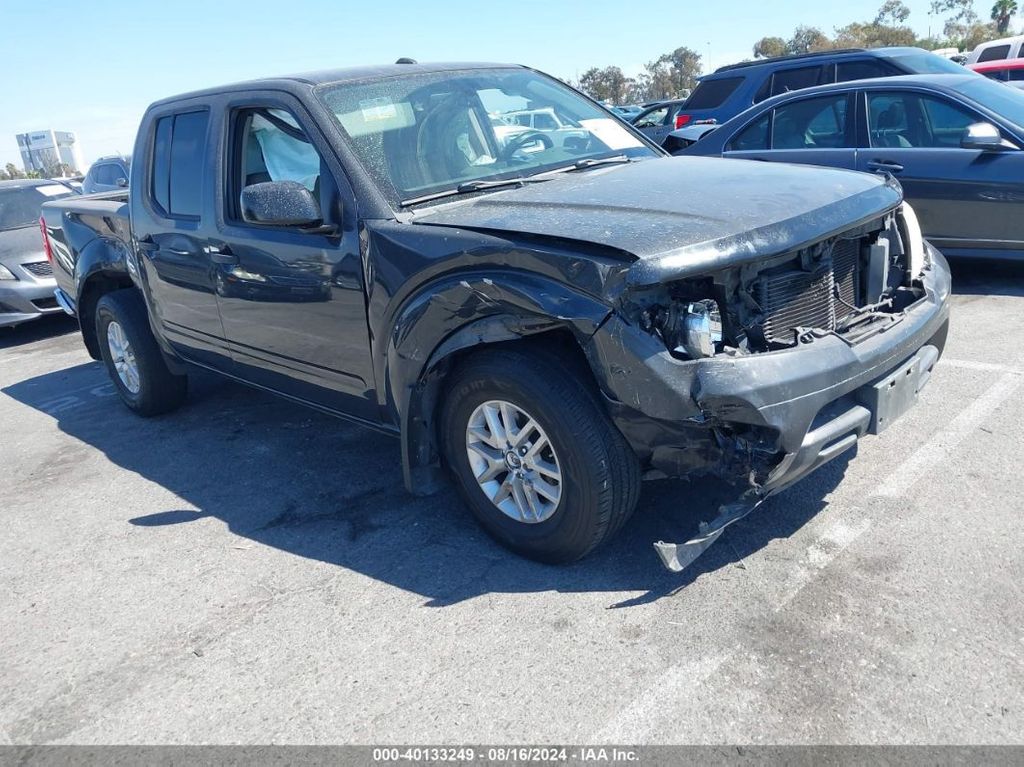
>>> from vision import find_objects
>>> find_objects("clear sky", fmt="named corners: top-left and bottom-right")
top-left (0, 0), bottom-right (951, 170)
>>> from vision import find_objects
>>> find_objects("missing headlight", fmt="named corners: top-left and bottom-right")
top-left (648, 299), bottom-right (723, 359)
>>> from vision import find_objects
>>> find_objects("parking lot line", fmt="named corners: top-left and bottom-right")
top-left (874, 372), bottom-right (1024, 499)
top-left (941, 358), bottom-right (1024, 375)
top-left (595, 649), bottom-right (736, 743)
top-left (595, 513), bottom-right (874, 743)
top-left (595, 359), bottom-right (1022, 742)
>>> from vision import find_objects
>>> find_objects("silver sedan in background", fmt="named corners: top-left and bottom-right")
top-left (0, 179), bottom-right (77, 327)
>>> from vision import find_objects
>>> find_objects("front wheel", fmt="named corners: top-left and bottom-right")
top-left (95, 289), bottom-right (187, 416)
top-left (440, 348), bottom-right (640, 563)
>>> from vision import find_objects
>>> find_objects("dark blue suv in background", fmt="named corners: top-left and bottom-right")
top-left (674, 47), bottom-right (968, 131)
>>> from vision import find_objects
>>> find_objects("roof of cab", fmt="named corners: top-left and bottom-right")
top-left (149, 62), bottom-right (524, 108)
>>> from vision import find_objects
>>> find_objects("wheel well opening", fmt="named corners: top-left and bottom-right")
top-left (443, 328), bottom-right (597, 394)
top-left (79, 274), bottom-right (136, 359)
top-left (403, 327), bottom-right (606, 495)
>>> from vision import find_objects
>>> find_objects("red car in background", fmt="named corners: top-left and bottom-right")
top-left (969, 58), bottom-right (1024, 90)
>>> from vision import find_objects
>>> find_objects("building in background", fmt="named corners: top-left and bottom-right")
top-left (15, 130), bottom-right (84, 176)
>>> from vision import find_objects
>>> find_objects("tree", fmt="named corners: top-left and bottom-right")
top-left (637, 46), bottom-right (702, 101)
top-left (991, 0), bottom-right (1018, 32)
top-left (4, 163), bottom-right (25, 180)
top-left (875, 0), bottom-right (912, 24)
top-left (834, 1), bottom-right (918, 48)
top-left (577, 66), bottom-right (633, 104)
top-left (787, 26), bottom-right (832, 54)
top-left (753, 36), bottom-right (788, 58)
top-left (835, 20), bottom-right (918, 46)
top-left (931, 0), bottom-right (979, 24)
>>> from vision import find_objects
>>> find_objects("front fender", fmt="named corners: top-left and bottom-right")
top-left (383, 270), bottom-right (613, 494)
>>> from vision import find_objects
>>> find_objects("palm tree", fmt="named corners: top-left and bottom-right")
top-left (991, 0), bottom-right (1018, 34)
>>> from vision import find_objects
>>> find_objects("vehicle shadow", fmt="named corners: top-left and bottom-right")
top-left (0, 315), bottom-right (79, 349)
top-left (948, 257), bottom-right (1024, 298)
top-left (2, 360), bottom-right (851, 607)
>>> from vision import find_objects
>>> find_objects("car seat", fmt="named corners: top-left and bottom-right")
top-left (874, 102), bottom-right (912, 148)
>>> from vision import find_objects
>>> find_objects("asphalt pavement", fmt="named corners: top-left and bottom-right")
top-left (1, 259), bottom-right (1022, 744)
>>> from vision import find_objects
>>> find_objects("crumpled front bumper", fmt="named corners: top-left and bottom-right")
top-left (587, 244), bottom-right (952, 493)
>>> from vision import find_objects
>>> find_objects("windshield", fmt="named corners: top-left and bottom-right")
top-left (888, 52), bottom-right (968, 75)
top-left (316, 68), bottom-right (657, 205)
top-left (958, 75), bottom-right (1024, 127)
top-left (0, 184), bottom-right (74, 230)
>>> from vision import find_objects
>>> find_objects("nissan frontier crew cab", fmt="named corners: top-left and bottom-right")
top-left (40, 62), bottom-right (951, 571)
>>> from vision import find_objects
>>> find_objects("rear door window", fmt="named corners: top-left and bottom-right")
top-left (771, 94), bottom-right (850, 149)
top-left (978, 44), bottom-right (1012, 62)
top-left (686, 77), bottom-right (743, 109)
top-left (770, 66), bottom-right (825, 97)
top-left (836, 59), bottom-right (899, 82)
top-left (151, 118), bottom-right (172, 213)
top-left (150, 110), bottom-right (209, 219)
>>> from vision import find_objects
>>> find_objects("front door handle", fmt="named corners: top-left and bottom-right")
top-left (209, 245), bottom-right (238, 265)
top-left (867, 159), bottom-right (904, 173)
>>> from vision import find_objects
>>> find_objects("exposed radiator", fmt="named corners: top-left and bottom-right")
top-left (754, 239), bottom-right (863, 346)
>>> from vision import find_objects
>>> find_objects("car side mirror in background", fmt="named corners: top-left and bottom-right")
top-left (961, 122), bottom-right (1014, 151)
top-left (116, 177), bottom-right (128, 188)
top-left (240, 180), bottom-right (323, 228)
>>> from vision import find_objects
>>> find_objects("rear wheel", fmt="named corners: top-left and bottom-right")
top-left (440, 348), bottom-right (640, 563)
top-left (95, 289), bottom-right (187, 416)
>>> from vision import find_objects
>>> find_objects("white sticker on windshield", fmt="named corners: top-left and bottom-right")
top-left (360, 97), bottom-right (399, 122)
top-left (579, 118), bottom-right (644, 151)
top-left (35, 184), bottom-right (70, 197)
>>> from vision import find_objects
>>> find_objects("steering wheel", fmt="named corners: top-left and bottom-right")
top-left (500, 130), bottom-right (554, 160)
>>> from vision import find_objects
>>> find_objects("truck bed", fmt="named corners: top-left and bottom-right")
top-left (41, 190), bottom-right (132, 307)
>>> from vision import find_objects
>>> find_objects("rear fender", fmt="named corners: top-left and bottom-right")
top-left (73, 237), bottom-right (134, 360)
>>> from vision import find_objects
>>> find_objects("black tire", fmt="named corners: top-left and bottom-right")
top-left (440, 348), bottom-right (640, 564)
top-left (95, 289), bottom-right (187, 416)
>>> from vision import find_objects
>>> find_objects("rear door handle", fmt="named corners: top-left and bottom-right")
top-left (137, 237), bottom-right (191, 257)
top-left (208, 245), bottom-right (238, 265)
top-left (867, 159), bottom-right (904, 173)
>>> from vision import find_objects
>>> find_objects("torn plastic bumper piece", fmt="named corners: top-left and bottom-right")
top-left (652, 341), bottom-right (943, 573)
top-left (654, 492), bottom-right (763, 573)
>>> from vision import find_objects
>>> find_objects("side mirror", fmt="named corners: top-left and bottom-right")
top-left (961, 122), bottom-right (1010, 151)
top-left (240, 180), bottom-right (322, 227)
top-left (116, 177), bottom-right (128, 188)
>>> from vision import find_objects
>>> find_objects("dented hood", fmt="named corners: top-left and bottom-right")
top-left (412, 156), bottom-right (902, 287)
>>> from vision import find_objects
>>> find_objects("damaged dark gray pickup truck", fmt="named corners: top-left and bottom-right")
top-left (40, 62), bottom-right (950, 570)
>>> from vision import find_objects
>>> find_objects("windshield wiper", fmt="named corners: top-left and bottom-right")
top-left (401, 176), bottom-right (548, 207)
top-left (535, 155), bottom-right (634, 177)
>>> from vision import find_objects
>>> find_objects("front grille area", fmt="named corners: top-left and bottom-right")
top-left (22, 261), bottom-right (53, 277)
top-left (31, 297), bottom-right (59, 310)
top-left (754, 238), bottom-right (863, 346)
